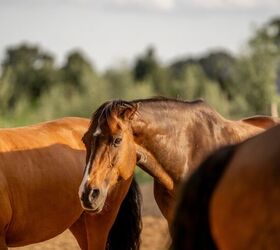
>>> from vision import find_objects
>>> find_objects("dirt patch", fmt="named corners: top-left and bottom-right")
top-left (11, 183), bottom-right (170, 250)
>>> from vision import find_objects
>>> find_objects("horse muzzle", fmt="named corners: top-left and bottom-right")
top-left (79, 185), bottom-right (107, 213)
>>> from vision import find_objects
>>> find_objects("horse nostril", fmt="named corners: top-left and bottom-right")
top-left (91, 188), bottom-right (100, 199)
top-left (81, 190), bottom-right (88, 202)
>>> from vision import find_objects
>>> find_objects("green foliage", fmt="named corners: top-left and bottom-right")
top-left (199, 51), bottom-right (236, 98)
top-left (232, 16), bottom-right (280, 115)
top-left (134, 168), bottom-right (152, 184)
top-left (1, 16), bottom-right (280, 127)
top-left (133, 47), bottom-right (158, 82)
top-left (169, 64), bottom-right (230, 116)
top-left (233, 52), bottom-right (278, 115)
top-left (1, 44), bottom-right (58, 109)
top-left (61, 50), bottom-right (96, 89)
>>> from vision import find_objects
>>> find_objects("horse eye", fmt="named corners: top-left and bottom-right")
top-left (113, 137), bottom-right (122, 147)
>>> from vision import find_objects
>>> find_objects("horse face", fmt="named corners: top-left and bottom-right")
top-left (79, 114), bottom-right (137, 213)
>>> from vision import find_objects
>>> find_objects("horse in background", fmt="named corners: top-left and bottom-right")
top-left (0, 117), bottom-right (141, 250)
top-left (78, 97), bottom-right (279, 230)
top-left (171, 124), bottom-right (280, 250)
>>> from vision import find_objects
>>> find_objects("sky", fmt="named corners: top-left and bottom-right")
top-left (0, 0), bottom-right (279, 71)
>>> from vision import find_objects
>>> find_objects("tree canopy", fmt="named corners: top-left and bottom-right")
top-left (1, 16), bottom-right (280, 127)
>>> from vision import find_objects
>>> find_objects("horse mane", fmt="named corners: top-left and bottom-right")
top-left (83, 97), bottom-right (210, 142)
top-left (93, 97), bottom-right (206, 121)
top-left (132, 96), bottom-right (205, 105)
top-left (90, 97), bottom-right (206, 124)
top-left (82, 100), bottom-right (135, 143)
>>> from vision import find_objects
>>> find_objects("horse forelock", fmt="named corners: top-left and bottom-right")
top-left (87, 100), bottom-right (136, 137)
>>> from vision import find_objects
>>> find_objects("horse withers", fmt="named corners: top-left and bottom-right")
top-left (78, 97), bottom-right (279, 229)
top-left (171, 124), bottom-right (280, 250)
top-left (0, 117), bottom-right (141, 250)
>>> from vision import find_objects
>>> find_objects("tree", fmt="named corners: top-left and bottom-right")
top-left (133, 47), bottom-right (168, 94)
top-left (60, 50), bottom-right (96, 90)
top-left (233, 17), bottom-right (280, 115)
top-left (199, 51), bottom-right (236, 99)
top-left (169, 64), bottom-right (230, 116)
top-left (133, 47), bottom-right (158, 81)
top-left (1, 43), bottom-right (58, 108)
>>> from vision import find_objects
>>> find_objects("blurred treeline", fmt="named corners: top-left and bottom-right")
top-left (1, 16), bottom-right (280, 128)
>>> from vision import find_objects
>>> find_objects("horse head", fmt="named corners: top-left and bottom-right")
top-left (78, 100), bottom-right (138, 212)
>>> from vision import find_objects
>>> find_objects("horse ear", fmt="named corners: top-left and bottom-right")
top-left (119, 104), bottom-right (138, 121)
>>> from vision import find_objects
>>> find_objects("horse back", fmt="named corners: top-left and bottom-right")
top-left (0, 117), bottom-right (89, 151)
top-left (241, 115), bottom-right (280, 129)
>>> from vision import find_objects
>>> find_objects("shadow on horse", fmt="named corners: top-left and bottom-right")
top-left (171, 124), bottom-right (280, 250)
top-left (78, 97), bottom-right (279, 233)
top-left (0, 117), bottom-right (141, 250)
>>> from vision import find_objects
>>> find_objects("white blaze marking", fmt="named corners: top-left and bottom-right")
top-left (79, 126), bottom-right (102, 199)
top-left (78, 148), bottom-right (94, 199)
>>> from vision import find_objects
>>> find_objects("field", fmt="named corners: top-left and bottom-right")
top-left (13, 183), bottom-right (170, 250)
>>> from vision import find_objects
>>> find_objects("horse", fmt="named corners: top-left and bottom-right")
top-left (171, 124), bottom-right (280, 250)
top-left (0, 117), bottom-right (141, 250)
top-left (78, 97), bottom-right (279, 229)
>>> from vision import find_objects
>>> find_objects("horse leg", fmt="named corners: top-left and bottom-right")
top-left (69, 213), bottom-right (88, 250)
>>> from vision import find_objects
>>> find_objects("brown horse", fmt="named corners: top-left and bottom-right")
top-left (78, 97), bottom-right (279, 228)
top-left (171, 124), bottom-right (280, 250)
top-left (0, 117), bottom-right (141, 250)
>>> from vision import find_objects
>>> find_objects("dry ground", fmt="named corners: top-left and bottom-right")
top-left (11, 183), bottom-right (170, 250)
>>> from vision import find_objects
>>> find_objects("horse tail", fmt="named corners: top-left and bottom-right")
top-left (106, 176), bottom-right (142, 250)
top-left (171, 145), bottom-right (236, 250)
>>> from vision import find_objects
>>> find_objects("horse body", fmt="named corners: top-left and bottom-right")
top-left (130, 100), bottom-right (267, 222)
top-left (79, 97), bottom-right (278, 228)
top-left (0, 117), bottom-right (141, 250)
top-left (0, 118), bottom-right (86, 247)
top-left (210, 124), bottom-right (280, 250)
top-left (172, 124), bottom-right (280, 250)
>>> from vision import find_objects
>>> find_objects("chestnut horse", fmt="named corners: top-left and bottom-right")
top-left (0, 117), bottom-right (141, 250)
top-left (171, 124), bottom-right (280, 250)
top-left (78, 97), bottom-right (279, 229)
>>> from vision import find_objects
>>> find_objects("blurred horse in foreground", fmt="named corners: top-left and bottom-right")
top-left (78, 97), bottom-right (279, 230)
top-left (172, 124), bottom-right (280, 250)
top-left (0, 117), bottom-right (141, 250)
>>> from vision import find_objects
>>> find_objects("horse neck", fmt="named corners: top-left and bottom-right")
top-left (132, 101), bottom-right (266, 191)
top-left (132, 101), bottom-right (232, 188)
top-left (224, 119), bottom-right (265, 143)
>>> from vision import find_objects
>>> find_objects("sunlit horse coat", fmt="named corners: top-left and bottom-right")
top-left (172, 124), bottom-right (280, 250)
top-left (0, 117), bottom-right (141, 250)
top-left (78, 97), bottom-right (279, 231)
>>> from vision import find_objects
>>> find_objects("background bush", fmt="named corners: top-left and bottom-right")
top-left (1, 16), bottom-right (280, 128)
